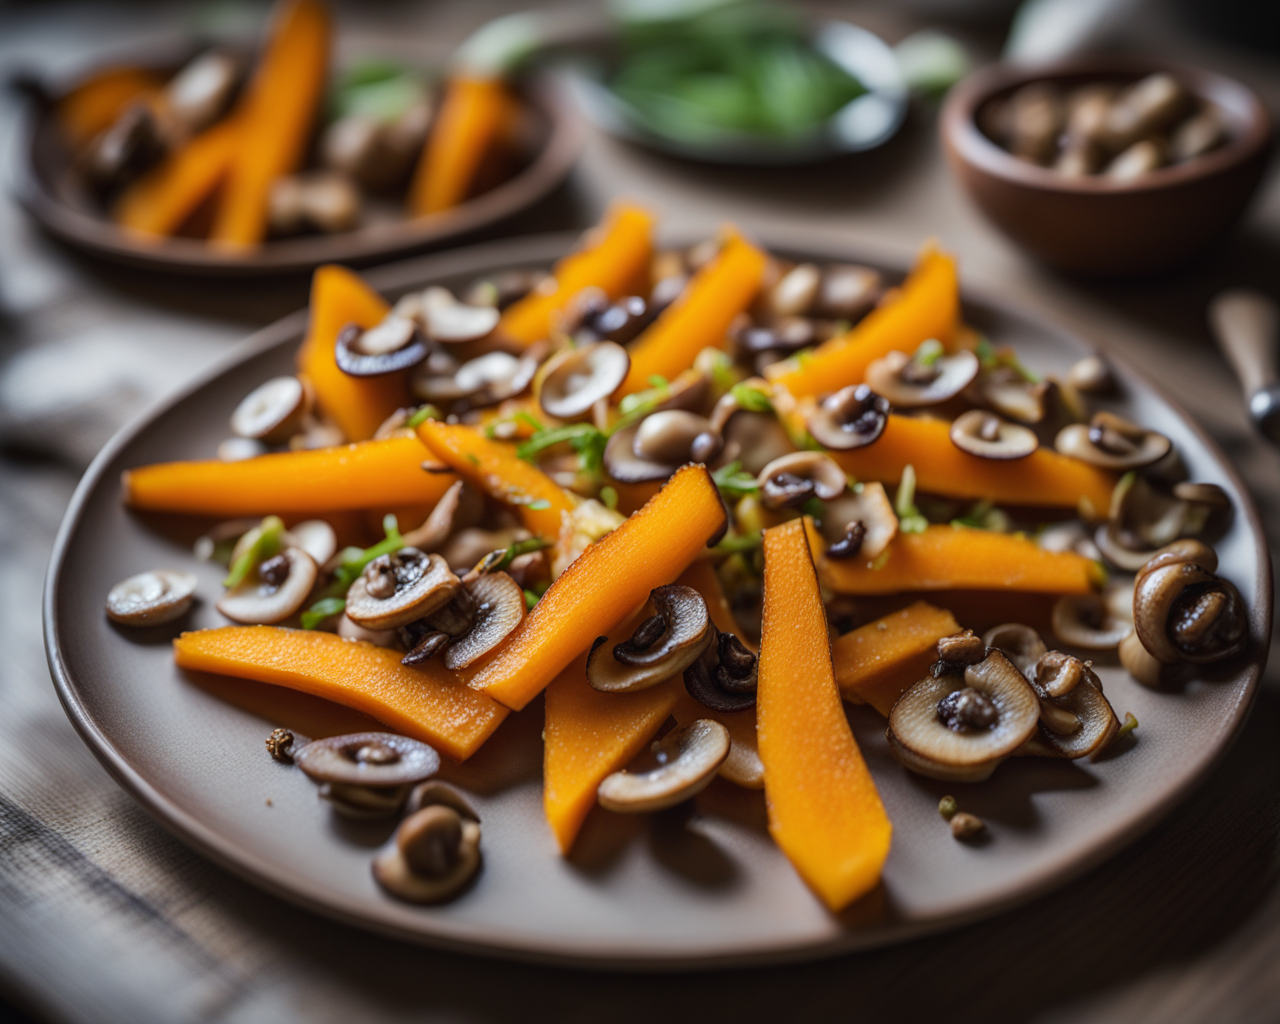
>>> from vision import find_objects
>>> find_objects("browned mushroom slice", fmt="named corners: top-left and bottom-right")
top-left (285, 519), bottom-right (337, 566)
top-left (165, 50), bottom-right (240, 135)
top-left (806, 384), bottom-right (889, 450)
top-left (684, 628), bottom-right (758, 713)
top-left (597, 719), bottom-right (731, 812)
top-left (400, 479), bottom-right (466, 551)
top-left (335, 318), bottom-right (429, 377)
top-left (1136, 538), bottom-right (1218, 582)
top-left (865, 349), bottom-right (980, 407)
top-left (576, 294), bottom-right (656, 345)
top-left (586, 585), bottom-right (713, 693)
top-left (981, 623), bottom-right (1048, 676)
top-left (441, 572), bottom-right (526, 670)
top-left (822, 482), bottom-right (898, 559)
top-left (1030, 649), bottom-right (1093, 701)
top-left (230, 376), bottom-right (311, 443)
top-left (603, 410), bottom-right (720, 483)
top-left (755, 452), bottom-right (846, 511)
top-left (765, 263), bottom-right (821, 317)
top-left (1055, 412), bottom-right (1172, 470)
top-left (1051, 594), bottom-right (1131, 650)
top-left (889, 652), bottom-right (1040, 771)
top-left (417, 287), bottom-right (500, 343)
top-left (373, 804), bottom-right (482, 903)
top-left (816, 264), bottom-right (881, 319)
top-left (1035, 679), bottom-right (1119, 759)
top-left (106, 569), bottom-right (198, 626)
top-left (970, 367), bottom-right (1047, 424)
top-left (886, 733), bottom-right (1003, 783)
top-left (720, 410), bottom-right (794, 476)
top-left (950, 410), bottom-right (1038, 460)
top-left (295, 731), bottom-right (441, 817)
top-left (538, 341), bottom-right (630, 420)
top-left (216, 547), bottom-right (317, 624)
top-left (1133, 561), bottom-right (1247, 665)
top-left (345, 549), bottom-right (459, 630)
top-left (1119, 630), bottom-right (1163, 686)
top-left (936, 629), bottom-right (987, 667)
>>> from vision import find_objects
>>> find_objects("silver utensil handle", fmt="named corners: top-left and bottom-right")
top-left (1209, 290), bottom-right (1279, 399)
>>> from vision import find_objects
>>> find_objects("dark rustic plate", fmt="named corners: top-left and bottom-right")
top-left (44, 232), bottom-right (1271, 967)
top-left (16, 58), bottom-right (583, 277)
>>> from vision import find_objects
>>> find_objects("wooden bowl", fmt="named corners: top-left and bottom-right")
top-left (16, 56), bottom-right (583, 278)
top-left (941, 57), bottom-right (1272, 278)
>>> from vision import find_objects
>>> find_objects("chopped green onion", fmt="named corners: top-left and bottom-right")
top-left (600, 485), bottom-right (619, 510)
top-left (915, 338), bottom-right (944, 365)
top-left (710, 531), bottom-right (763, 557)
top-left (223, 515), bottom-right (285, 588)
top-left (711, 460), bottom-right (759, 498)
top-left (405, 405), bottom-right (440, 429)
top-left (498, 536), bottom-right (553, 570)
top-left (730, 381), bottom-right (773, 413)
top-left (301, 597), bottom-right (347, 630)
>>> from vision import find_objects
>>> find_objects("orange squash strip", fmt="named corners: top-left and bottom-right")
top-left (174, 626), bottom-right (506, 760)
top-left (817, 414), bottom-right (1117, 512)
top-left (296, 265), bottom-right (410, 442)
top-left (768, 244), bottom-right (958, 398)
top-left (619, 233), bottom-right (767, 396)
top-left (466, 465), bottom-right (727, 711)
top-left (543, 646), bottom-right (681, 853)
top-left (416, 421), bottom-right (576, 539)
top-left (758, 518), bottom-right (891, 912)
top-left (209, 0), bottom-right (330, 247)
top-left (409, 75), bottom-right (513, 215)
top-left (676, 559), bottom-right (748, 646)
top-left (498, 203), bottom-right (656, 348)
top-left (819, 524), bottom-right (1101, 596)
top-left (832, 601), bottom-right (960, 715)
top-left (122, 436), bottom-right (457, 516)
top-left (114, 116), bottom-right (241, 236)
top-left (56, 66), bottom-right (163, 145)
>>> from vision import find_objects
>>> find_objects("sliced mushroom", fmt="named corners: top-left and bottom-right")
top-left (597, 719), bottom-right (731, 813)
top-left (603, 411), bottom-right (719, 483)
top-left (1067, 355), bottom-right (1114, 394)
top-left (230, 375), bottom-right (311, 443)
top-left (886, 732), bottom-right (1003, 783)
top-left (820, 482), bottom-right (897, 560)
top-left (418, 287), bottom-right (500, 343)
top-left (936, 629), bottom-right (988, 668)
top-left (684, 628), bottom-right (758, 712)
top-left (575, 294), bottom-right (655, 345)
top-left (441, 572), bottom-right (526, 670)
top-left (816, 264), bottom-right (881, 319)
top-left (756, 452), bottom-right (846, 511)
top-left (720, 410), bottom-right (795, 475)
top-left (1030, 649), bottom-right (1092, 701)
top-left (345, 549), bottom-right (459, 630)
top-left (106, 569), bottom-right (198, 626)
top-left (950, 409), bottom-right (1039, 460)
top-left (1034, 675), bottom-right (1119, 759)
top-left (216, 547), bottom-right (317, 624)
top-left (1120, 629), bottom-right (1163, 686)
top-left (1133, 560), bottom-right (1247, 665)
top-left (400, 479), bottom-right (465, 551)
top-left (404, 780), bottom-right (480, 820)
top-left (1136, 538), bottom-right (1218, 582)
top-left (164, 50), bottom-right (240, 136)
top-left (295, 732), bottom-right (440, 818)
top-left (1056, 412), bottom-right (1172, 470)
top-left (806, 385), bottom-right (889, 450)
top-left (538, 341), bottom-right (630, 419)
top-left (416, 350), bottom-right (540, 408)
top-left (981, 623), bottom-right (1047, 676)
top-left (586, 585), bottom-right (713, 693)
top-left (766, 263), bottom-right (821, 317)
top-left (335, 318), bottom-right (428, 377)
top-left (337, 614), bottom-right (399, 648)
top-left (86, 102), bottom-right (165, 190)
top-left (888, 651), bottom-right (1040, 771)
top-left (865, 349), bottom-right (980, 407)
top-left (372, 805), bottom-right (482, 903)
top-left (269, 171), bottom-right (361, 234)
top-left (218, 437), bottom-right (267, 461)
top-left (285, 519), bottom-right (337, 566)
top-left (1051, 593), bottom-right (1131, 650)
top-left (970, 367), bottom-right (1047, 424)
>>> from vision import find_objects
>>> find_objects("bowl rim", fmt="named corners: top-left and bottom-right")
top-left (941, 55), bottom-right (1273, 196)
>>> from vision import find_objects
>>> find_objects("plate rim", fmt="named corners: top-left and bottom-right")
top-left (42, 230), bottom-right (1273, 969)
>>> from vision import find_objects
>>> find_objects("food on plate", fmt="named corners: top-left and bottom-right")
top-left (60, 0), bottom-right (536, 250)
top-left (111, 203), bottom-right (1247, 910)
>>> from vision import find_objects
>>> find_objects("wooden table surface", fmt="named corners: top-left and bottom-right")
top-left (1, 3), bottom-right (1279, 1022)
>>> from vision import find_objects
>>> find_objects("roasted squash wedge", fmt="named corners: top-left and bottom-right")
top-left (832, 601), bottom-right (960, 714)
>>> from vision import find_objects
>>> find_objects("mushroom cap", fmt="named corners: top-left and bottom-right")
top-left (720, 410), bottom-right (795, 476)
top-left (538, 341), bottom-right (630, 420)
top-left (372, 811), bottom-right (481, 904)
top-left (215, 546), bottom-right (317, 624)
top-left (1133, 561), bottom-right (1247, 665)
top-left (820, 481), bottom-right (898, 560)
top-left (1119, 629), bottom-right (1163, 686)
top-left (1067, 354), bottom-right (1114, 394)
top-left (420, 287), bottom-right (500, 343)
top-left (886, 732), bottom-right (1003, 782)
top-left (1030, 649), bottom-right (1094, 700)
top-left (587, 585), bottom-right (713, 693)
top-left (717, 735), bottom-right (765, 789)
top-left (950, 409), bottom-right (1039, 460)
top-left (1035, 680), bottom-right (1119, 759)
top-left (1055, 413), bottom-right (1172, 470)
top-left (345, 549), bottom-right (459, 630)
top-left (888, 652), bottom-right (1040, 768)
top-left (294, 732), bottom-right (441, 788)
top-left (982, 623), bottom-right (1048, 676)
top-left (405, 781), bottom-right (480, 821)
top-left (106, 569), bottom-right (198, 626)
top-left (442, 571), bottom-right (526, 670)
top-left (865, 349), bottom-right (980, 407)
top-left (1136, 538), bottom-right (1218, 581)
top-left (971, 368), bottom-right (1046, 424)
top-left (633, 410), bottom-right (717, 465)
top-left (400, 479), bottom-right (466, 552)
top-left (683, 629), bottom-right (758, 713)
top-left (335, 319), bottom-right (428, 377)
top-left (597, 719), bottom-right (731, 813)
top-left (816, 263), bottom-right (881, 318)
top-left (230, 375), bottom-right (309, 443)
top-left (806, 384), bottom-right (889, 450)
top-left (1051, 593), bottom-right (1131, 650)
top-left (1172, 481), bottom-right (1231, 511)
top-left (767, 262), bottom-right (821, 317)
top-left (285, 519), bottom-right (337, 566)
top-left (755, 451), bottom-right (846, 511)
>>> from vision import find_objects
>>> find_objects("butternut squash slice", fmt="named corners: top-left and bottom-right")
top-left (832, 601), bottom-right (960, 715)
top-left (417, 420), bottom-right (576, 540)
top-left (813, 413), bottom-right (1117, 512)
top-left (296, 264), bottom-right (410, 442)
top-left (619, 232), bottom-right (767, 396)
top-left (498, 203), bottom-right (656, 348)
top-left (409, 75), bottom-right (514, 215)
top-left (122, 436), bottom-right (457, 516)
top-left (115, 116), bottom-right (241, 237)
top-left (543, 646), bottom-right (681, 853)
top-left (56, 66), bottom-right (163, 145)
top-left (465, 464), bottom-right (727, 711)
top-left (210, 0), bottom-right (330, 247)
top-left (818, 524), bottom-right (1102, 596)
top-left (768, 243), bottom-right (958, 398)
top-left (174, 626), bottom-right (507, 760)
top-left (758, 518), bottom-right (891, 912)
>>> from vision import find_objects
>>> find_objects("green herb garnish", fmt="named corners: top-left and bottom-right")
top-left (711, 460), bottom-right (759, 498)
top-left (223, 515), bottom-right (285, 588)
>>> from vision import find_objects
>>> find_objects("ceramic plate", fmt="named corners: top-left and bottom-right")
top-left (44, 233), bottom-right (1270, 967)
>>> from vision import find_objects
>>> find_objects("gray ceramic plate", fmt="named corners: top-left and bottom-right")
top-left (44, 233), bottom-right (1271, 967)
